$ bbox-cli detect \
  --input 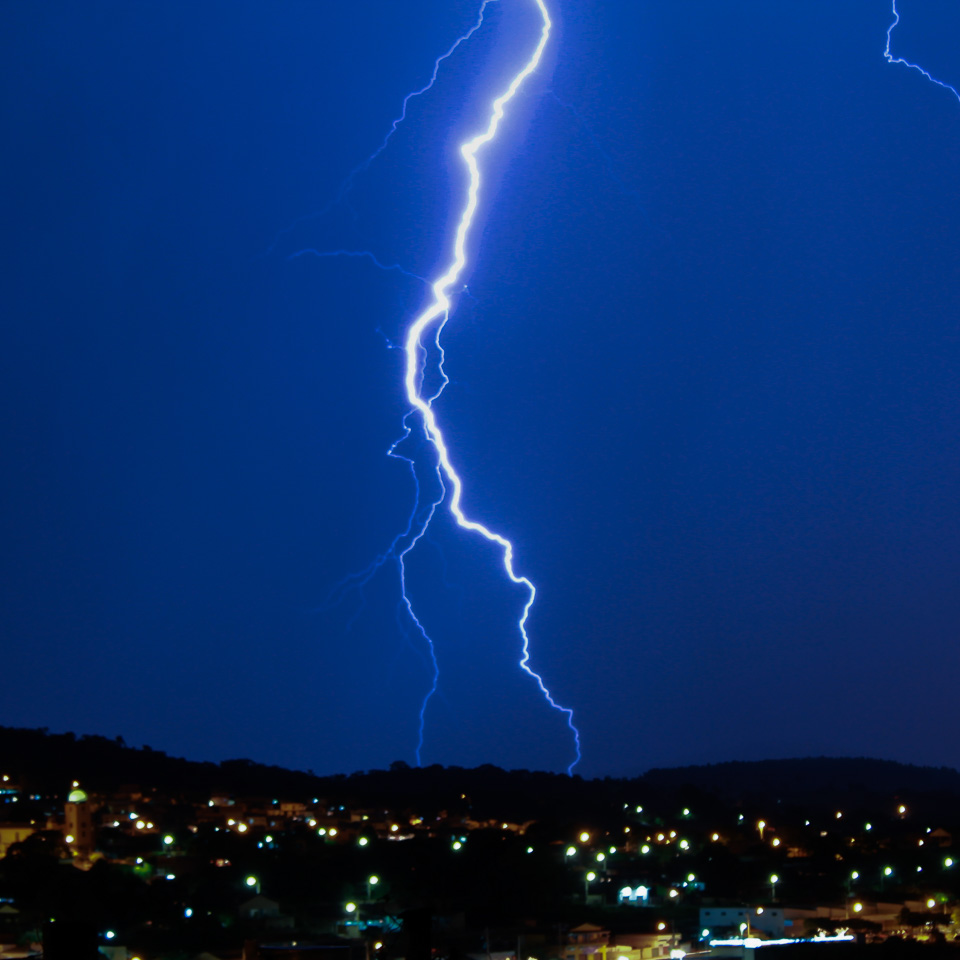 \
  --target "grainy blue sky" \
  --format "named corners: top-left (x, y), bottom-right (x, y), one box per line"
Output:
top-left (2, 0), bottom-right (959, 776)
